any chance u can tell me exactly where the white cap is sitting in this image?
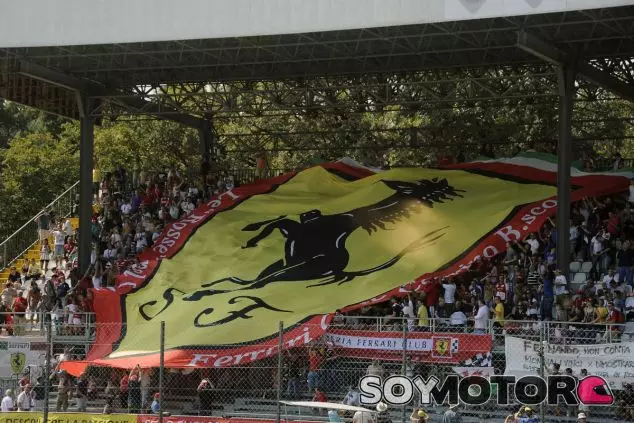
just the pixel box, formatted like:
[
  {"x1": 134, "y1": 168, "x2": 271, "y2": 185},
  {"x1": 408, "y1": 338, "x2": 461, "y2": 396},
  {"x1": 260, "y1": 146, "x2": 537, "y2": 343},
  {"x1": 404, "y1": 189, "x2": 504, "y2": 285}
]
[{"x1": 578, "y1": 412, "x2": 587, "y2": 420}]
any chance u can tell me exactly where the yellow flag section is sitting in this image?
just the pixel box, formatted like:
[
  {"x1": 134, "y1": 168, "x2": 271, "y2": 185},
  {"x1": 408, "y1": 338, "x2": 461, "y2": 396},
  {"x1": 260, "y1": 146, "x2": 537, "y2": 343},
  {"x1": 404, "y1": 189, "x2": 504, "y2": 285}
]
[
  {"x1": 0, "y1": 412, "x2": 136, "y2": 423},
  {"x1": 113, "y1": 167, "x2": 554, "y2": 358}
]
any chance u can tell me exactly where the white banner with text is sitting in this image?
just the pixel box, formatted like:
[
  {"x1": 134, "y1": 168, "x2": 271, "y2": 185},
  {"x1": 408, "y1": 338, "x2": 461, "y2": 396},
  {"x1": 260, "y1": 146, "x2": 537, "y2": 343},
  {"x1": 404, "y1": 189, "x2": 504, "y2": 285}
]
[{"x1": 504, "y1": 335, "x2": 634, "y2": 388}]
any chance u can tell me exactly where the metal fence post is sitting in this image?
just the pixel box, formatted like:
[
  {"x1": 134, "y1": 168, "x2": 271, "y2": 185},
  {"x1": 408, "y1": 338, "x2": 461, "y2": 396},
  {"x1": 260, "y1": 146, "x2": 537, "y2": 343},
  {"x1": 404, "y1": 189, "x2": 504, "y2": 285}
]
[
  {"x1": 402, "y1": 319, "x2": 408, "y2": 423},
  {"x1": 159, "y1": 321, "x2": 165, "y2": 423},
  {"x1": 539, "y1": 320, "x2": 546, "y2": 423},
  {"x1": 276, "y1": 321, "x2": 284, "y2": 423},
  {"x1": 43, "y1": 316, "x2": 52, "y2": 423}
]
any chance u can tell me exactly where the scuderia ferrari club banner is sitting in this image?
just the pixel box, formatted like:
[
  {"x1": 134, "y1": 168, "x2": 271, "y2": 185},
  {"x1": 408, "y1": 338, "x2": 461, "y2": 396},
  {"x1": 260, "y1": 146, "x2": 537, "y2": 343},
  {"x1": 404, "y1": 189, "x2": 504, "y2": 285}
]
[
  {"x1": 60, "y1": 158, "x2": 628, "y2": 374},
  {"x1": 324, "y1": 329, "x2": 492, "y2": 364}
]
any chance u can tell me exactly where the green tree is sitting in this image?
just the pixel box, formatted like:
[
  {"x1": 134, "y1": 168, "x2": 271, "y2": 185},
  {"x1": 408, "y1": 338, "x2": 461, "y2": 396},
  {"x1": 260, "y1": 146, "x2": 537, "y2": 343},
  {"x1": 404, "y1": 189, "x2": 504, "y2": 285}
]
[{"x1": 0, "y1": 130, "x2": 79, "y2": 235}]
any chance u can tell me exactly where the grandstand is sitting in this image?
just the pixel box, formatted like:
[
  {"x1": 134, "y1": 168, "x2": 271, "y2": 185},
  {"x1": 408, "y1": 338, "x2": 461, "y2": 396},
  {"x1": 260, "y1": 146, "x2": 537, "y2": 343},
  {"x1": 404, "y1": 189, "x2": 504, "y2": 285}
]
[{"x1": 2, "y1": 1, "x2": 634, "y2": 423}]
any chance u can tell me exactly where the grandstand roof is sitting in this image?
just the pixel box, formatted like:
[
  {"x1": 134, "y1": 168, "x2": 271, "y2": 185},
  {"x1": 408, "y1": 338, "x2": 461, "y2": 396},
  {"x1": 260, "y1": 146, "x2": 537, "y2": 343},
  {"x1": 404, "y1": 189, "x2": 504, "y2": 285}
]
[{"x1": 0, "y1": 1, "x2": 633, "y2": 120}]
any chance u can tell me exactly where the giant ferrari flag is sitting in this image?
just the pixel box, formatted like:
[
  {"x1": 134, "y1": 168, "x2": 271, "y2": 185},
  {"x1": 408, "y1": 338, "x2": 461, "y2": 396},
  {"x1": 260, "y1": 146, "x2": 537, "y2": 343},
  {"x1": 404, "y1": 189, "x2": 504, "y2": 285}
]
[{"x1": 65, "y1": 157, "x2": 628, "y2": 373}]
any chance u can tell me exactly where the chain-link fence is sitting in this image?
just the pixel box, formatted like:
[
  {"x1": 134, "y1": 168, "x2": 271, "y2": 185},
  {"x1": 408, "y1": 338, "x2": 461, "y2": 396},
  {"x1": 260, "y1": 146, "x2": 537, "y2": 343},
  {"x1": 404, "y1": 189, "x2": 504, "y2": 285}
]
[{"x1": 1, "y1": 316, "x2": 634, "y2": 422}]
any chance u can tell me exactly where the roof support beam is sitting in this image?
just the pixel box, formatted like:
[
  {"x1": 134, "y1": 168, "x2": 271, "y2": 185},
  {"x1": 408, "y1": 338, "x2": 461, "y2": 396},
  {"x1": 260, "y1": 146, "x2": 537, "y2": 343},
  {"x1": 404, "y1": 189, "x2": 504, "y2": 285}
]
[
  {"x1": 517, "y1": 30, "x2": 634, "y2": 102},
  {"x1": 16, "y1": 60, "x2": 205, "y2": 128}
]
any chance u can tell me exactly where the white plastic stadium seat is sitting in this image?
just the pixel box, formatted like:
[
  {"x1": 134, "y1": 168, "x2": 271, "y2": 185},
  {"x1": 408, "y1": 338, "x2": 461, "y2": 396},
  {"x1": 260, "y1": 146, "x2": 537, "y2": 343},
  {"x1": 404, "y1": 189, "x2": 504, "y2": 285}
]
[
  {"x1": 569, "y1": 261, "x2": 581, "y2": 273},
  {"x1": 580, "y1": 261, "x2": 593, "y2": 273},
  {"x1": 573, "y1": 272, "x2": 587, "y2": 284}
]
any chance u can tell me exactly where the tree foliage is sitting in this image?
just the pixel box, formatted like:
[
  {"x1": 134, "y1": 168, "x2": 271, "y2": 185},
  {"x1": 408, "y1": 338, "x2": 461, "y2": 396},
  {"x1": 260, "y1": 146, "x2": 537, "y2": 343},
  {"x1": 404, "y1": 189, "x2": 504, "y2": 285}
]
[{"x1": 0, "y1": 128, "x2": 79, "y2": 236}]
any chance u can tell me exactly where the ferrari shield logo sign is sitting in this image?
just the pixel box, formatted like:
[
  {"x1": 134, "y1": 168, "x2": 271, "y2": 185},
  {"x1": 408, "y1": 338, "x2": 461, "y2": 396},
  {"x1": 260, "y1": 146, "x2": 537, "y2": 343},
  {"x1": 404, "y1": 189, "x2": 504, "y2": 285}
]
[
  {"x1": 432, "y1": 337, "x2": 458, "y2": 358},
  {"x1": 10, "y1": 352, "x2": 25, "y2": 375},
  {"x1": 432, "y1": 338, "x2": 451, "y2": 357}
]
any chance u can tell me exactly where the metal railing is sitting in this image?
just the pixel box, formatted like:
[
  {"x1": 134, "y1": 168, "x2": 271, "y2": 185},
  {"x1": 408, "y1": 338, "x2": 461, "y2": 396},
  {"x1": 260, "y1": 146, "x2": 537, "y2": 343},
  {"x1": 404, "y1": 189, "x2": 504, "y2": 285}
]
[
  {"x1": 0, "y1": 181, "x2": 80, "y2": 270},
  {"x1": 1, "y1": 315, "x2": 633, "y2": 422}
]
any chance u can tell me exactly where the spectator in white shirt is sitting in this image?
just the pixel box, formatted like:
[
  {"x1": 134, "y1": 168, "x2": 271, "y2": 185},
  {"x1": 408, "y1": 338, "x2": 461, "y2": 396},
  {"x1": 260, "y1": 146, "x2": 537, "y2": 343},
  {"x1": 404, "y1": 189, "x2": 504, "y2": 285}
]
[
  {"x1": 602, "y1": 269, "x2": 618, "y2": 286},
  {"x1": 63, "y1": 218, "x2": 74, "y2": 238},
  {"x1": 526, "y1": 234, "x2": 540, "y2": 256},
  {"x1": 110, "y1": 228, "x2": 122, "y2": 245},
  {"x1": 366, "y1": 360, "x2": 384, "y2": 379},
  {"x1": 352, "y1": 409, "x2": 373, "y2": 423},
  {"x1": 121, "y1": 201, "x2": 132, "y2": 215},
  {"x1": 625, "y1": 292, "x2": 634, "y2": 319},
  {"x1": 135, "y1": 233, "x2": 148, "y2": 253},
  {"x1": 342, "y1": 387, "x2": 361, "y2": 406},
  {"x1": 16, "y1": 385, "x2": 32, "y2": 411},
  {"x1": 473, "y1": 299, "x2": 489, "y2": 334},
  {"x1": 1, "y1": 389, "x2": 14, "y2": 412},
  {"x1": 402, "y1": 295, "x2": 417, "y2": 332},
  {"x1": 442, "y1": 279, "x2": 457, "y2": 314},
  {"x1": 449, "y1": 301, "x2": 468, "y2": 327},
  {"x1": 103, "y1": 243, "x2": 117, "y2": 261},
  {"x1": 554, "y1": 269, "x2": 568, "y2": 297}
]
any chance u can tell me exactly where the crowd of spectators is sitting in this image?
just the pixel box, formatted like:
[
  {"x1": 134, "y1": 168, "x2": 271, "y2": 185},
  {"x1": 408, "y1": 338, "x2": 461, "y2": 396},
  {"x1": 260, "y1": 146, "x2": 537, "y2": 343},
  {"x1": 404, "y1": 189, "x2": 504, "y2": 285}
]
[{"x1": 1, "y1": 166, "x2": 241, "y2": 337}]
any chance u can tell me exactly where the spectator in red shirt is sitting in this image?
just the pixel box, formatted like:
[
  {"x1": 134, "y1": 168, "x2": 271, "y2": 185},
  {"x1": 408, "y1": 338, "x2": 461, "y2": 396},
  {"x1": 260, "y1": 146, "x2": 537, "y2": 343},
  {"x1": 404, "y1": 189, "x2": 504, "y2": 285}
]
[
  {"x1": 307, "y1": 346, "x2": 324, "y2": 392},
  {"x1": 12, "y1": 292, "x2": 28, "y2": 336},
  {"x1": 313, "y1": 387, "x2": 327, "y2": 403},
  {"x1": 607, "y1": 211, "x2": 620, "y2": 235},
  {"x1": 421, "y1": 278, "x2": 440, "y2": 316}
]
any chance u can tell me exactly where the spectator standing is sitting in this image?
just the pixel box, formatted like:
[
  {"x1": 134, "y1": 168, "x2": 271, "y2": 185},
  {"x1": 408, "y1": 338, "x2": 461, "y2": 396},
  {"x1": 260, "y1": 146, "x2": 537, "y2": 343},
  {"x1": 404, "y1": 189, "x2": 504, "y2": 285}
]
[
  {"x1": 140, "y1": 368, "x2": 151, "y2": 411},
  {"x1": 15, "y1": 384, "x2": 32, "y2": 411},
  {"x1": 40, "y1": 239, "x2": 51, "y2": 271},
  {"x1": 541, "y1": 268, "x2": 555, "y2": 320},
  {"x1": 367, "y1": 360, "x2": 384, "y2": 379},
  {"x1": 617, "y1": 242, "x2": 634, "y2": 288},
  {"x1": 417, "y1": 295, "x2": 429, "y2": 331},
  {"x1": 36, "y1": 212, "x2": 51, "y2": 243},
  {"x1": 442, "y1": 279, "x2": 457, "y2": 314},
  {"x1": 554, "y1": 269, "x2": 568, "y2": 301},
  {"x1": 63, "y1": 218, "x2": 74, "y2": 239},
  {"x1": 75, "y1": 372, "x2": 88, "y2": 412},
  {"x1": 128, "y1": 367, "x2": 142, "y2": 413},
  {"x1": 32, "y1": 376, "x2": 45, "y2": 411},
  {"x1": 197, "y1": 373, "x2": 214, "y2": 416},
  {"x1": 27, "y1": 281, "x2": 42, "y2": 327},
  {"x1": 473, "y1": 299, "x2": 489, "y2": 334},
  {"x1": 443, "y1": 404, "x2": 462, "y2": 423},
  {"x1": 151, "y1": 393, "x2": 160, "y2": 414},
  {"x1": 307, "y1": 346, "x2": 325, "y2": 392},
  {"x1": 1, "y1": 282, "x2": 17, "y2": 309},
  {"x1": 1, "y1": 389, "x2": 14, "y2": 412},
  {"x1": 11, "y1": 292, "x2": 28, "y2": 336},
  {"x1": 120, "y1": 372, "x2": 129, "y2": 409},
  {"x1": 51, "y1": 370, "x2": 72, "y2": 412}
]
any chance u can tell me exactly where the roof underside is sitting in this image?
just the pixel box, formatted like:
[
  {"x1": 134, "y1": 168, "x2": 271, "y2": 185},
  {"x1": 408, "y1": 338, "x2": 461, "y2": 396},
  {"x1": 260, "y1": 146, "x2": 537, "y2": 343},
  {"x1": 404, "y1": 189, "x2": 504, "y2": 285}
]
[{"x1": 0, "y1": 6, "x2": 633, "y2": 120}]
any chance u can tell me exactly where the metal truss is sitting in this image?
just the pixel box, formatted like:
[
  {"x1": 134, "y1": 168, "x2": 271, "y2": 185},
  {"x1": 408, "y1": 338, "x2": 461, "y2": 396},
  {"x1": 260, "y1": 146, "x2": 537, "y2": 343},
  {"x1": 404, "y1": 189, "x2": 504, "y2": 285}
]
[
  {"x1": 90, "y1": 66, "x2": 560, "y2": 119},
  {"x1": 0, "y1": 73, "x2": 79, "y2": 119}
]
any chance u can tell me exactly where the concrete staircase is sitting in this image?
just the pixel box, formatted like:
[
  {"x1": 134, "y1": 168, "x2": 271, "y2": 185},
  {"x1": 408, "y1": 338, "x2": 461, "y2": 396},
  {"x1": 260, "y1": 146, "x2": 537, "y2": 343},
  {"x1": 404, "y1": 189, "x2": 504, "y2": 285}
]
[{"x1": 0, "y1": 217, "x2": 78, "y2": 281}]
